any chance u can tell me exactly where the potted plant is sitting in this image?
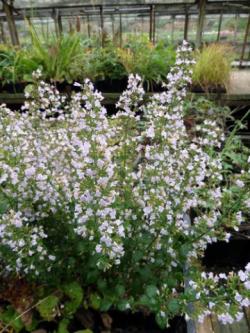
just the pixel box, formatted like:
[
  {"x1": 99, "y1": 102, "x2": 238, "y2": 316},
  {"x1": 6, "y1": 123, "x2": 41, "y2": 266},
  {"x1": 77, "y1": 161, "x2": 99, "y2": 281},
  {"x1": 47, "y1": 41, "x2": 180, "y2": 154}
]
[
  {"x1": 192, "y1": 43, "x2": 233, "y2": 93},
  {"x1": 0, "y1": 43, "x2": 249, "y2": 332}
]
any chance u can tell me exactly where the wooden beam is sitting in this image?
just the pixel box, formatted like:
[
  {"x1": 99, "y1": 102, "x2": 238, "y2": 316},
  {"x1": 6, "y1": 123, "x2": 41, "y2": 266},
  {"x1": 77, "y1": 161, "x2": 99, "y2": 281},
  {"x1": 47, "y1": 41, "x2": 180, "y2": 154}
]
[
  {"x1": 2, "y1": 0, "x2": 19, "y2": 46},
  {"x1": 240, "y1": 14, "x2": 250, "y2": 67},
  {"x1": 196, "y1": 0, "x2": 206, "y2": 48}
]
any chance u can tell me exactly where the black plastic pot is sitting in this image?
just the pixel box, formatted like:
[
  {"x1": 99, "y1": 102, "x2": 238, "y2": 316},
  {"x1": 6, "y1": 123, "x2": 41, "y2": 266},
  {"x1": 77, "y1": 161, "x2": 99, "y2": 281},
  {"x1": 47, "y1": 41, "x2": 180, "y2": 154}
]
[
  {"x1": 203, "y1": 239, "x2": 250, "y2": 271},
  {"x1": 190, "y1": 84, "x2": 226, "y2": 94},
  {"x1": 0, "y1": 82, "x2": 27, "y2": 93},
  {"x1": 143, "y1": 81, "x2": 166, "y2": 93},
  {"x1": 94, "y1": 78, "x2": 128, "y2": 93}
]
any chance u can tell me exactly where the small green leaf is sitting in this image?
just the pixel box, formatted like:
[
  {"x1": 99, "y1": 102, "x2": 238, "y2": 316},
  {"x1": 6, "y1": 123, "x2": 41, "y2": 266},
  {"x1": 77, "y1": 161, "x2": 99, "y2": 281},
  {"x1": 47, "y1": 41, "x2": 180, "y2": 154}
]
[
  {"x1": 89, "y1": 293, "x2": 101, "y2": 310},
  {"x1": 58, "y1": 319, "x2": 70, "y2": 333},
  {"x1": 62, "y1": 282, "x2": 84, "y2": 316},
  {"x1": 36, "y1": 295, "x2": 59, "y2": 321},
  {"x1": 167, "y1": 299, "x2": 180, "y2": 314},
  {"x1": 100, "y1": 298, "x2": 112, "y2": 311},
  {"x1": 156, "y1": 312, "x2": 168, "y2": 329},
  {"x1": 146, "y1": 285, "x2": 158, "y2": 298},
  {"x1": 114, "y1": 284, "x2": 125, "y2": 297},
  {"x1": 0, "y1": 306, "x2": 24, "y2": 333},
  {"x1": 117, "y1": 300, "x2": 129, "y2": 311}
]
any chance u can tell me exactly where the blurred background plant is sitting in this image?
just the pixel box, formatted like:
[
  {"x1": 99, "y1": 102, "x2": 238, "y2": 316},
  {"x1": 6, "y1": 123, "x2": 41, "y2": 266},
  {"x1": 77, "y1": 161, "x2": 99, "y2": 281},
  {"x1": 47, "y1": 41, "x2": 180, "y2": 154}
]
[{"x1": 192, "y1": 43, "x2": 233, "y2": 92}]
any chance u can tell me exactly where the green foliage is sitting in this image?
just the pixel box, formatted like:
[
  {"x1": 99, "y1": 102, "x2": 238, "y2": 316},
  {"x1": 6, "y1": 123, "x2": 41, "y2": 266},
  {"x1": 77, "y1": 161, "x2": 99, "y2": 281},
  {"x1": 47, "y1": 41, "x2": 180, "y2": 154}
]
[
  {"x1": 36, "y1": 295, "x2": 59, "y2": 321},
  {"x1": 89, "y1": 293, "x2": 102, "y2": 310},
  {"x1": 0, "y1": 34, "x2": 175, "y2": 88},
  {"x1": 83, "y1": 43, "x2": 126, "y2": 81},
  {"x1": 57, "y1": 319, "x2": 70, "y2": 333},
  {"x1": 61, "y1": 282, "x2": 84, "y2": 317},
  {"x1": 192, "y1": 43, "x2": 233, "y2": 91},
  {"x1": 28, "y1": 25, "x2": 84, "y2": 83},
  {"x1": 0, "y1": 306, "x2": 24, "y2": 332},
  {"x1": 118, "y1": 36, "x2": 176, "y2": 88}
]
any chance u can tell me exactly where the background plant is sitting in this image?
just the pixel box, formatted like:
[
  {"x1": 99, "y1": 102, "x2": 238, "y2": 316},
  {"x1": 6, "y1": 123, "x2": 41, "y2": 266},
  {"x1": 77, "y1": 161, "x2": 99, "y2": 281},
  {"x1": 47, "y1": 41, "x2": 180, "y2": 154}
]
[
  {"x1": 192, "y1": 43, "x2": 233, "y2": 92},
  {"x1": 118, "y1": 36, "x2": 176, "y2": 89}
]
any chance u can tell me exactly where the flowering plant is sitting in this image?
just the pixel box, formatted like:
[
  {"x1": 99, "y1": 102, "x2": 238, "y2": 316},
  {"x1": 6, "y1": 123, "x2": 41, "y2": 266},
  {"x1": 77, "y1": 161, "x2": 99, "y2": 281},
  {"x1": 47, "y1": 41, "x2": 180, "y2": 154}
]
[{"x1": 0, "y1": 41, "x2": 249, "y2": 329}]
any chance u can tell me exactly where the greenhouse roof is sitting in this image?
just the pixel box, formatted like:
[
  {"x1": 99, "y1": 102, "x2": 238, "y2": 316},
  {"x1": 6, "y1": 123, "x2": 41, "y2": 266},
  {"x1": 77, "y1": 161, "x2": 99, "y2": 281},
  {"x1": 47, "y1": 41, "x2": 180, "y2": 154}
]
[
  {"x1": 1, "y1": 0, "x2": 249, "y2": 19},
  {"x1": 13, "y1": 0, "x2": 196, "y2": 7}
]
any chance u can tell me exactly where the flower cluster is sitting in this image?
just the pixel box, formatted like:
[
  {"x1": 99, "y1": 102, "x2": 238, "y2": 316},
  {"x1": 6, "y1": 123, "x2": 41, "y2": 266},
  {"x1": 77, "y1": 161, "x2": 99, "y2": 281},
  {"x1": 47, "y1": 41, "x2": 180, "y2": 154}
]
[{"x1": 0, "y1": 41, "x2": 249, "y2": 326}]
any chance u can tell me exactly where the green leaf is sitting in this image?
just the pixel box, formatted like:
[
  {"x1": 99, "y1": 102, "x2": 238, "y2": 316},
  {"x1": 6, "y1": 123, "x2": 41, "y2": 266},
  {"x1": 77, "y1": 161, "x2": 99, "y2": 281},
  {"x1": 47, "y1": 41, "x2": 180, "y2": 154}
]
[
  {"x1": 146, "y1": 285, "x2": 158, "y2": 298},
  {"x1": 89, "y1": 293, "x2": 101, "y2": 310},
  {"x1": 167, "y1": 299, "x2": 180, "y2": 314},
  {"x1": 36, "y1": 295, "x2": 59, "y2": 321},
  {"x1": 0, "y1": 306, "x2": 24, "y2": 333},
  {"x1": 117, "y1": 300, "x2": 129, "y2": 311},
  {"x1": 166, "y1": 278, "x2": 177, "y2": 288},
  {"x1": 114, "y1": 284, "x2": 125, "y2": 297},
  {"x1": 156, "y1": 312, "x2": 168, "y2": 329},
  {"x1": 180, "y1": 244, "x2": 191, "y2": 257},
  {"x1": 58, "y1": 319, "x2": 70, "y2": 333},
  {"x1": 100, "y1": 298, "x2": 112, "y2": 311},
  {"x1": 62, "y1": 282, "x2": 84, "y2": 316}
]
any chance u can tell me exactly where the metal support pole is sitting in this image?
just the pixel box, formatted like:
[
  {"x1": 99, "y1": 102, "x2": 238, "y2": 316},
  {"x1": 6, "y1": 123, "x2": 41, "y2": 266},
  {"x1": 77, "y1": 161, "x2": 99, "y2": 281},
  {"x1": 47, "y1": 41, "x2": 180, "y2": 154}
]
[
  {"x1": 196, "y1": 0, "x2": 206, "y2": 49},
  {"x1": 119, "y1": 12, "x2": 122, "y2": 47},
  {"x1": 53, "y1": 8, "x2": 63, "y2": 37},
  {"x1": 171, "y1": 15, "x2": 175, "y2": 43},
  {"x1": 69, "y1": 19, "x2": 73, "y2": 34},
  {"x1": 152, "y1": 5, "x2": 156, "y2": 44},
  {"x1": 0, "y1": 20, "x2": 6, "y2": 44},
  {"x1": 87, "y1": 14, "x2": 91, "y2": 38},
  {"x1": 149, "y1": 5, "x2": 153, "y2": 42},
  {"x1": 58, "y1": 13, "x2": 63, "y2": 35},
  {"x1": 111, "y1": 14, "x2": 115, "y2": 42},
  {"x1": 184, "y1": 12, "x2": 189, "y2": 41},
  {"x1": 2, "y1": 0, "x2": 19, "y2": 46},
  {"x1": 100, "y1": 5, "x2": 104, "y2": 47},
  {"x1": 217, "y1": 12, "x2": 223, "y2": 42},
  {"x1": 76, "y1": 16, "x2": 81, "y2": 33},
  {"x1": 240, "y1": 14, "x2": 250, "y2": 67},
  {"x1": 234, "y1": 13, "x2": 238, "y2": 45}
]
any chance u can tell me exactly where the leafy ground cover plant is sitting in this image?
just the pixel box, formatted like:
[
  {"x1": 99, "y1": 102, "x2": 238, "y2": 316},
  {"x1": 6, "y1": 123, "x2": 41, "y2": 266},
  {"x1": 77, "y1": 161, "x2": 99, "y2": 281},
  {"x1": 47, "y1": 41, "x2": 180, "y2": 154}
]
[
  {"x1": 0, "y1": 34, "x2": 176, "y2": 91},
  {"x1": 117, "y1": 36, "x2": 176, "y2": 90},
  {"x1": 27, "y1": 27, "x2": 85, "y2": 83},
  {"x1": 192, "y1": 43, "x2": 233, "y2": 92},
  {"x1": 0, "y1": 42, "x2": 249, "y2": 332},
  {"x1": 82, "y1": 41, "x2": 127, "y2": 82}
]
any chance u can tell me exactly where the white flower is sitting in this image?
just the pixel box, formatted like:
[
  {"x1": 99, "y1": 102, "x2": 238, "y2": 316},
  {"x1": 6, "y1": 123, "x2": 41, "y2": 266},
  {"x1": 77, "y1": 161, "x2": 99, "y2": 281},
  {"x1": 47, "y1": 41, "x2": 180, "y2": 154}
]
[
  {"x1": 25, "y1": 166, "x2": 36, "y2": 177},
  {"x1": 146, "y1": 126, "x2": 155, "y2": 139},
  {"x1": 235, "y1": 179, "x2": 245, "y2": 188}
]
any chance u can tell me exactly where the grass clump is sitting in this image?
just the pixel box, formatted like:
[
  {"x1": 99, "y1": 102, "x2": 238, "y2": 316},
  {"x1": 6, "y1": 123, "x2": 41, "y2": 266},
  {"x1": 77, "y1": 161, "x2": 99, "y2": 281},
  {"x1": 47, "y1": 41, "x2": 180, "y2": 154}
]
[{"x1": 192, "y1": 43, "x2": 233, "y2": 92}]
